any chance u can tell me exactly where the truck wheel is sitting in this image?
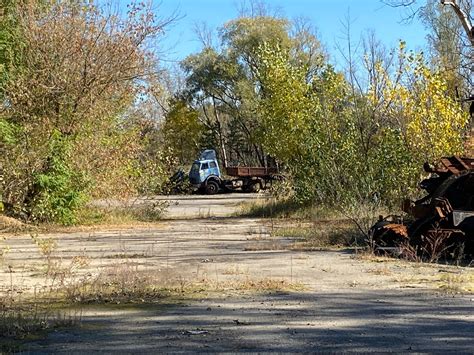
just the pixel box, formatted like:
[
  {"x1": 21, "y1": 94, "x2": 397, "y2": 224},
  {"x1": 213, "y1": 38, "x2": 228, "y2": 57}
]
[{"x1": 205, "y1": 181, "x2": 219, "y2": 195}]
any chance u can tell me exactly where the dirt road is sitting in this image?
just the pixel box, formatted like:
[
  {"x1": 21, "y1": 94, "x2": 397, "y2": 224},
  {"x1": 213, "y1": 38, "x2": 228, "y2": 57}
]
[{"x1": 1, "y1": 194, "x2": 473, "y2": 353}]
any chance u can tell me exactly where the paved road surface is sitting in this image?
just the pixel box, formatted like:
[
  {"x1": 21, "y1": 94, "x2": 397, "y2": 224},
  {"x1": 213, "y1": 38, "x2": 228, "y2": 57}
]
[{"x1": 1, "y1": 195, "x2": 472, "y2": 353}]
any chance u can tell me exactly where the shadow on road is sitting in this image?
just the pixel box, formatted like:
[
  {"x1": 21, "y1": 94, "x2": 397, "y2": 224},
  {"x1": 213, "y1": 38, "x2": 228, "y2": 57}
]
[{"x1": 26, "y1": 289, "x2": 474, "y2": 353}]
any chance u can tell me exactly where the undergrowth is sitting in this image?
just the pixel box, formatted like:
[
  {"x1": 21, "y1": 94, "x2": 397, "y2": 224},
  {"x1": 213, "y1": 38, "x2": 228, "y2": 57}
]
[
  {"x1": 76, "y1": 204, "x2": 166, "y2": 225},
  {"x1": 0, "y1": 203, "x2": 167, "y2": 235}
]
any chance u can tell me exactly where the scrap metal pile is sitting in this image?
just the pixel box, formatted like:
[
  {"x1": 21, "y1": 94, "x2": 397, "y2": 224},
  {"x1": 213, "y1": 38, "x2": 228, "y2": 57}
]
[{"x1": 370, "y1": 156, "x2": 474, "y2": 260}]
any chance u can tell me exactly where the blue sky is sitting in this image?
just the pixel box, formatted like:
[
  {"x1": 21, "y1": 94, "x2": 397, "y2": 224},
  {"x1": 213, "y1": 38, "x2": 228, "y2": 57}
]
[{"x1": 154, "y1": 0, "x2": 428, "y2": 65}]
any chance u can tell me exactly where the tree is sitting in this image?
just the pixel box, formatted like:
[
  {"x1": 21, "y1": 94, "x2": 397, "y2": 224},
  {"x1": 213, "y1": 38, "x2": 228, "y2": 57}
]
[
  {"x1": 1, "y1": 1, "x2": 171, "y2": 223},
  {"x1": 161, "y1": 99, "x2": 205, "y2": 165},
  {"x1": 419, "y1": 0, "x2": 471, "y2": 96},
  {"x1": 441, "y1": 0, "x2": 474, "y2": 45},
  {"x1": 182, "y1": 14, "x2": 326, "y2": 167},
  {"x1": 384, "y1": 0, "x2": 473, "y2": 90}
]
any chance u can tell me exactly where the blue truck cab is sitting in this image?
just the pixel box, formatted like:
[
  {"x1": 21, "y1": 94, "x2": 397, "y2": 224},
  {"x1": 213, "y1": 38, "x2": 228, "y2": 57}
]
[{"x1": 189, "y1": 150, "x2": 222, "y2": 194}]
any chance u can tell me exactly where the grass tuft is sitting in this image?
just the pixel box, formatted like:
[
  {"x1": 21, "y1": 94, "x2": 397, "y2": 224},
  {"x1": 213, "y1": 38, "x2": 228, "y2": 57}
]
[{"x1": 438, "y1": 272, "x2": 474, "y2": 293}]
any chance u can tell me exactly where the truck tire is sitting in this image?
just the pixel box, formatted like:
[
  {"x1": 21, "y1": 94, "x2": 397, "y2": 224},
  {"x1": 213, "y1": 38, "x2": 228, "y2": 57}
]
[{"x1": 205, "y1": 180, "x2": 219, "y2": 195}]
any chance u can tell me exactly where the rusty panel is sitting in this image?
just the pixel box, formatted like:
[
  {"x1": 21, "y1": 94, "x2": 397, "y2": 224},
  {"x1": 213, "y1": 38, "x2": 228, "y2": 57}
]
[
  {"x1": 225, "y1": 166, "x2": 278, "y2": 177},
  {"x1": 437, "y1": 156, "x2": 474, "y2": 175}
]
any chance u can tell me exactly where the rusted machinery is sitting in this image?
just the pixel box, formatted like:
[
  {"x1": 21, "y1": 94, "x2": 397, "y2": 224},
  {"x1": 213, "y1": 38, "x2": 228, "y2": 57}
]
[
  {"x1": 370, "y1": 156, "x2": 474, "y2": 260},
  {"x1": 371, "y1": 1, "x2": 474, "y2": 260}
]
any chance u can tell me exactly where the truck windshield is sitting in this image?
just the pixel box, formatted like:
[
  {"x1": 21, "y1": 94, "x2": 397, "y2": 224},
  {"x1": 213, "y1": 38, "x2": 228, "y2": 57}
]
[{"x1": 191, "y1": 163, "x2": 200, "y2": 172}]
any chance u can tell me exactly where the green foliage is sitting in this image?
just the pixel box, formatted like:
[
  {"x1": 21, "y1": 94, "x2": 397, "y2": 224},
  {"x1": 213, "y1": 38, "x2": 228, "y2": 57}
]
[
  {"x1": 29, "y1": 131, "x2": 88, "y2": 225},
  {"x1": 0, "y1": 0, "x2": 36, "y2": 98},
  {"x1": 255, "y1": 42, "x2": 318, "y2": 162},
  {"x1": 182, "y1": 15, "x2": 326, "y2": 166},
  {"x1": 1, "y1": 1, "x2": 169, "y2": 223},
  {"x1": 381, "y1": 49, "x2": 468, "y2": 161},
  {"x1": 1, "y1": 3, "x2": 468, "y2": 228},
  {"x1": 0, "y1": 118, "x2": 18, "y2": 146},
  {"x1": 252, "y1": 38, "x2": 468, "y2": 217},
  {"x1": 162, "y1": 99, "x2": 205, "y2": 164},
  {"x1": 182, "y1": 13, "x2": 469, "y2": 220},
  {"x1": 222, "y1": 16, "x2": 292, "y2": 63},
  {"x1": 0, "y1": 117, "x2": 20, "y2": 214}
]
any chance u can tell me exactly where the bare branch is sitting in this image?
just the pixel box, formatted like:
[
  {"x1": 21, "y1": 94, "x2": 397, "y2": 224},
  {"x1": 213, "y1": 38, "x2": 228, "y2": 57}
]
[{"x1": 441, "y1": 0, "x2": 474, "y2": 45}]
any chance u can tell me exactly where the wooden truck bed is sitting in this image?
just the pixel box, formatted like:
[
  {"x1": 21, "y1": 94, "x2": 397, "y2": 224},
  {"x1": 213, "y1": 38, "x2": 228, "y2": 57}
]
[{"x1": 225, "y1": 166, "x2": 278, "y2": 177}]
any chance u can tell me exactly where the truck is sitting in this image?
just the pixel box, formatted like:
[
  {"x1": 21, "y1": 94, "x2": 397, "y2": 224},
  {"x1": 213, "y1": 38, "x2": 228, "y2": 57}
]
[{"x1": 188, "y1": 150, "x2": 281, "y2": 194}]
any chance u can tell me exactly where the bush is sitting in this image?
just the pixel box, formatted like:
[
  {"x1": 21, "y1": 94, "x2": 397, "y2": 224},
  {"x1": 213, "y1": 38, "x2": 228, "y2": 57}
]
[{"x1": 29, "y1": 131, "x2": 88, "y2": 225}]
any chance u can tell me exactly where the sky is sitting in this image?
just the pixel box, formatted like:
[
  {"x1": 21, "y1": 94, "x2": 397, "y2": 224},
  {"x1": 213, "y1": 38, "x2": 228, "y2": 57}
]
[{"x1": 154, "y1": 0, "x2": 429, "y2": 66}]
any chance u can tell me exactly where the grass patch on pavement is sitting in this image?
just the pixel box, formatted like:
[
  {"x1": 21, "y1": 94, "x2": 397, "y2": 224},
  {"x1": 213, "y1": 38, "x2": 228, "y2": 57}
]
[
  {"x1": 238, "y1": 198, "x2": 366, "y2": 249},
  {"x1": 437, "y1": 271, "x2": 474, "y2": 293}
]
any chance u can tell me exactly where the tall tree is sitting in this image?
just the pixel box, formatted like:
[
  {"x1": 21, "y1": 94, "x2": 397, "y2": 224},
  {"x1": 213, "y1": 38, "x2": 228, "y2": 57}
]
[
  {"x1": 420, "y1": 0, "x2": 472, "y2": 95},
  {"x1": 1, "y1": 1, "x2": 171, "y2": 223},
  {"x1": 182, "y1": 14, "x2": 325, "y2": 167}
]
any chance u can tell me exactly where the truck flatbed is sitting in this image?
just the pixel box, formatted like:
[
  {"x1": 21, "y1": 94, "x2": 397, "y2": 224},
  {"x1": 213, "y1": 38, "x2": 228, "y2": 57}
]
[{"x1": 225, "y1": 166, "x2": 278, "y2": 177}]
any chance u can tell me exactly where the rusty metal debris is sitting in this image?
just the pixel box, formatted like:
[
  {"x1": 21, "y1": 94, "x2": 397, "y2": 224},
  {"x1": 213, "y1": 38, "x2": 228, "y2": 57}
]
[
  {"x1": 382, "y1": 224, "x2": 409, "y2": 238},
  {"x1": 370, "y1": 155, "x2": 474, "y2": 260}
]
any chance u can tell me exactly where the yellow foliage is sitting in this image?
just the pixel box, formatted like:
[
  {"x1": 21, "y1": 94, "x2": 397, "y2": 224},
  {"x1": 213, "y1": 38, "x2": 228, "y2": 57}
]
[{"x1": 380, "y1": 49, "x2": 468, "y2": 162}]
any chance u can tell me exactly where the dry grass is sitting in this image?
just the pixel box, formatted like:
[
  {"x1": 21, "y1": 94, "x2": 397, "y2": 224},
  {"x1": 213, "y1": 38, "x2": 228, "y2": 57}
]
[
  {"x1": 0, "y1": 245, "x2": 306, "y2": 351},
  {"x1": 238, "y1": 199, "x2": 364, "y2": 250},
  {"x1": 55, "y1": 262, "x2": 306, "y2": 304},
  {"x1": 244, "y1": 239, "x2": 287, "y2": 251},
  {"x1": 75, "y1": 204, "x2": 165, "y2": 226},
  {"x1": 224, "y1": 278, "x2": 306, "y2": 292},
  {"x1": 437, "y1": 271, "x2": 474, "y2": 293},
  {"x1": 0, "y1": 203, "x2": 166, "y2": 236},
  {"x1": 222, "y1": 264, "x2": 249, "y2": 275},
  {"x1": 353, "y1": 252, "x2": 395, "y2": 262},
  {"x1": 271, "y1": 220, "x2": 360, "y2": 249},
  {"x1": 0, "y1": 305, "x2": 80, "y2": 353},
  {"x1": 0, "y1": 215, "x2": 35, "y2": 234},
  {"x1": 367, "y1": 266, "x2": 393, "y2": 276},
  {"x1": 238, "y1": 200, "x2": 363, "y2": 251},
  {"x1": 352, "y1": 252, "x2": 474, "y2": 292},
  {"x1": 164, "y1": 276, "x2": 306, "y2": 295}
]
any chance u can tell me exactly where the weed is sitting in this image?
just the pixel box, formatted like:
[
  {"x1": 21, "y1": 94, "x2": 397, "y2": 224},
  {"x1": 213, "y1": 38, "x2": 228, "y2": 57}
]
[
  {"x1": 133, "y1": 202, "x2": 167, "y2": 222},
  {"x1": 160, "y1": 276, "x2": 306, "y2": 294},
  {"x1": 0, "y1": 295, "x2": 81, "y2": 352},
  {"x1": 31, "y1": 234, "x2": 58, "y2": 275},
  {"x1": 0, "y1": 236, "x2": 11, "y2": 262},
  {"x1": 367, "y1": 266, "x2": 393, "y2": 276},
  {"x1": 222, "y1": 264, "x2": 249, "y2": 275},
  {"x1": 226, "y1": 278, "x2": 306, "y2": 292},
  {"x1": 106, "y1": 253, "x2": 148, "y2": 259},
  {"x1": 31, "y1": 234, "x2": 57, "y2": 257},
  {"x1": 244, "y1": 239, "x2": 286, "y2": 251},
  {"x1": 77, "y1": 204, "x2": 165, "y2": 226}
]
